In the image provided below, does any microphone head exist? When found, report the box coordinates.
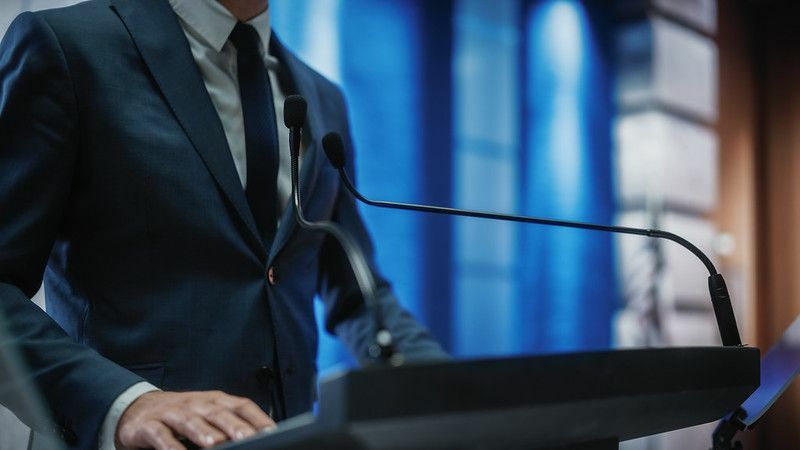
[283,95,307,129]
[322,132,346,169]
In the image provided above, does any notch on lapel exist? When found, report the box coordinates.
[110,0,267,262]
[267,34,328,264]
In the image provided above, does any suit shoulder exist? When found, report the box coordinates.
[297,59,352,122]
[35,0,112,20]
[32,0,119,43]
[294,56,345,99]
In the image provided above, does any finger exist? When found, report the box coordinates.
[139,420,186,450]
[162,410,227,448]
[215,396,275,430]
[235,402,276,430]
[204,408,258,441]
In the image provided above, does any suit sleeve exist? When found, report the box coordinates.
[0,12,144,447]
[316,86,450,366]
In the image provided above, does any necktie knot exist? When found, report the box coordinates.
[229,22,261,53]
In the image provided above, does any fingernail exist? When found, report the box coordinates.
[205,435,215,445]
[235,431,245,440]
[263,425,277,434]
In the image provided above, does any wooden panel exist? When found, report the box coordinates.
[718,1,800,446]
[715,0,758,346]
[756,1,800,446]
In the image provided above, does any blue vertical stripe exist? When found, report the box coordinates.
[273,0,617,369]
[276,0,430,373]
[518,0,616,353]
[451,0,522,357]
[338,0,424,320]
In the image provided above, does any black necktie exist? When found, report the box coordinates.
[229,22,279,249]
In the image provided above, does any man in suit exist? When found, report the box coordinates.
[0,0,447,449]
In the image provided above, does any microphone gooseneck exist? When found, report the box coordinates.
[283,97,401,366]
[321,132,743,347]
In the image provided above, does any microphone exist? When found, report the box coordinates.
[321,132,743,348]
[282,96,401,366]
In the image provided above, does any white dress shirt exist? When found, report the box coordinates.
[99,1,302,447]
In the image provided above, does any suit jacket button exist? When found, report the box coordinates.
[267,267,277,285]
[257,366,275,385]
[60,426,78,446]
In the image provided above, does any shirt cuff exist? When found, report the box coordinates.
[98,382,160,450]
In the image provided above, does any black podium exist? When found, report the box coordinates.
[217,346,759,449]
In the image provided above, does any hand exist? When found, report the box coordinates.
[115,390,276,450]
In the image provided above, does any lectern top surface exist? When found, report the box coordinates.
[214,347,760,450]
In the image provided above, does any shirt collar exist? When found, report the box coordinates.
[168,0,272,53]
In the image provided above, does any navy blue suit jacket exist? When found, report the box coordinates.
[0,0,446,447]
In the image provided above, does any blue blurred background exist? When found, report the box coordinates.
[272,0,618,374]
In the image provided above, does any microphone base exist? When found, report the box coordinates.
[368,343,404,367]
[708,274,743,347]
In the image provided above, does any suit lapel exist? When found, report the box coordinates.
[111,0,267,261]
[268,35,327,264]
